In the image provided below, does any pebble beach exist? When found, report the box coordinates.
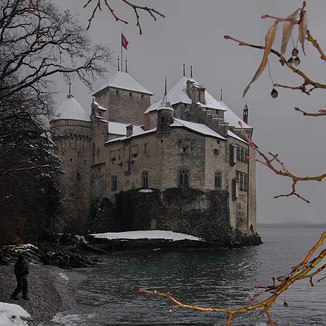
[0,263,73,325]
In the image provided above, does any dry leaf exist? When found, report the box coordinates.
[243,21,279,97]
[299,10,308,55]
[281,9,299,54]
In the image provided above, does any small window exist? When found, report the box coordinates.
[111,175,117,191]
[129,92,132,98]
[229,144,237,166]
[116,90,119,95]
[236,171,248,192]
[232,178,238,199]
[237,146,249,163]
[215,172,222,189]
[214,149,219,156]
[178,169,189,187]
[141,94,144,99]
[142,171,149,188]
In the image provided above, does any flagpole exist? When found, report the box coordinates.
[121,33,123,72]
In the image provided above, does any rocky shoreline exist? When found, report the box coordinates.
[0,263,73,326]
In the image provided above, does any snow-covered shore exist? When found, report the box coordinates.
[0,263,72,326]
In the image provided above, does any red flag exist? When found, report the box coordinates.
[121,33,129,50]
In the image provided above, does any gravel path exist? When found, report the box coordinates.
[0,263,73,325]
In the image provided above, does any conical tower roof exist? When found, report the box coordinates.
[53,94,90,121]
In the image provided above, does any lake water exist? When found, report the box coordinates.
[53,227,325,326]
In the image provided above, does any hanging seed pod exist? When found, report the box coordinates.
[271,88,278,98]
[287,57,294,64]
[291,48,299,57]
[293,56,301,66]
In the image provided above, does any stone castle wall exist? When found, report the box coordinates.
[95,88,151,125]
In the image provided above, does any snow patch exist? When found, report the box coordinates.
[0,302,31,326]
[59,272,69,281]
[7,244,38,253]
[91,230,202,241]
[138,189,154,193]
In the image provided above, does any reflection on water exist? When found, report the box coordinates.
[53,228,326,326]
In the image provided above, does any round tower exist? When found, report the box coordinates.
[50,94,92,233]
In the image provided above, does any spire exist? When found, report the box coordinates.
[243,104,249,124]
[164,76,167,96]
[183,64,186,77]
[220,87,223,101]
[190,65,193,78]
[118,58,120,71]
[160,76,169,107]
[125,59,128,73]
[67,82,72,98]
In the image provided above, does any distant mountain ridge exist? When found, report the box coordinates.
[258,221,326,229]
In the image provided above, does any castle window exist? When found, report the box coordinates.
[232,178,238,199]
[215,172,222,189]
[116,90,119,96]
[229,144,237,166]
[236,171,248,192]
[214,148,219,156]
[141,94,144,99]
[142,171,149,188]
[129,92,132,98]
[111,175,117,191]
[178,169,189,187]
[237,146,249,163]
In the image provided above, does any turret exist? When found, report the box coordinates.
[156,107,174,134]
[50,94,92,233]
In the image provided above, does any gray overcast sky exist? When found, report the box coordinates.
[53,0,326,224]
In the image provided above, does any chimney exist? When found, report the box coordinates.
[126,124,133,137]
[243,105,249,124]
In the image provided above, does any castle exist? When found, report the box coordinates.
[50,68,259,246]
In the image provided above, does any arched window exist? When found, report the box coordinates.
[142,171,149,188]
[215,172,222,189]
[178,169,189,187]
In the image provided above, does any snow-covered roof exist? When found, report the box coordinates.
[93,100,107,111]
[172,118,226,140]
[90,230,202,241]
[145,76,252,128]
[53,94,90,121]
[106,128,155,144]
[222,101,251,129]
[94,71,153,95]
[228,130,248,144]
[108,121,144,136]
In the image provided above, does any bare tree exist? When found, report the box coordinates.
[82,0,165,33]
[0,0,112,243]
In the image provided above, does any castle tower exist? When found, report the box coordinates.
[50,94,92,233]
[93,71,153,125]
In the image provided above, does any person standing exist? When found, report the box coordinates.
[11,254,29,300]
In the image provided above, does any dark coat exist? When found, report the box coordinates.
[14,256,29,276]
